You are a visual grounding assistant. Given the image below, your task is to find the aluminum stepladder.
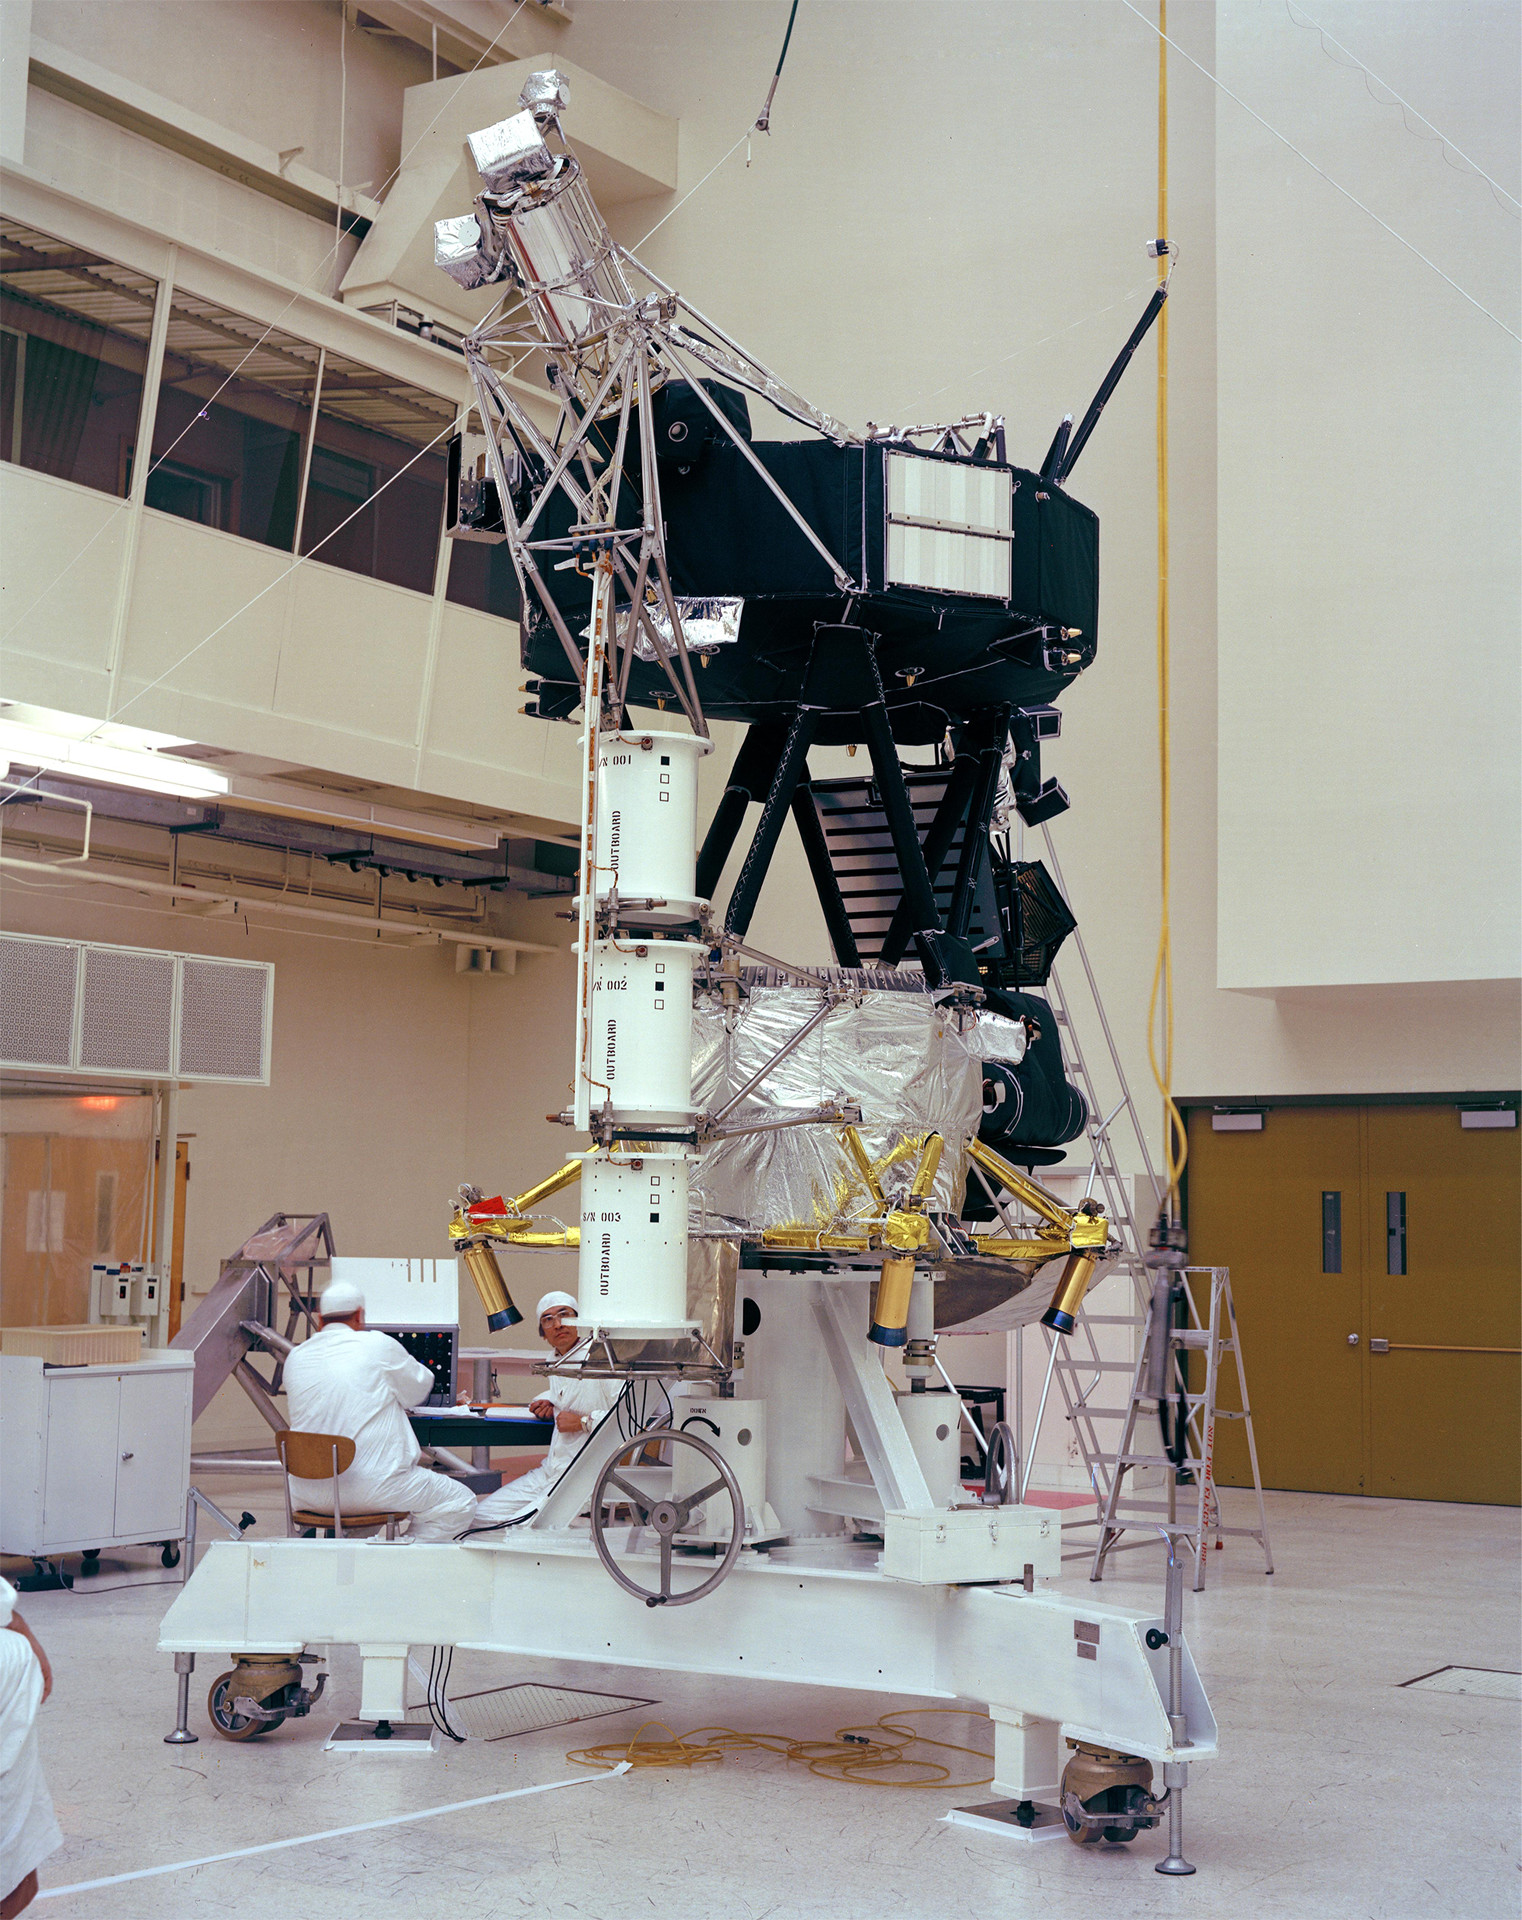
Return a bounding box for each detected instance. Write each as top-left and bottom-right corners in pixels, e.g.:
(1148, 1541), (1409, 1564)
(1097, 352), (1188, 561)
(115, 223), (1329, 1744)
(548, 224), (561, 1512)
(1008, 829), (1269, 1589)
(1090, 1265), (1274, 1590)
(1002, 826), (1160, 1552)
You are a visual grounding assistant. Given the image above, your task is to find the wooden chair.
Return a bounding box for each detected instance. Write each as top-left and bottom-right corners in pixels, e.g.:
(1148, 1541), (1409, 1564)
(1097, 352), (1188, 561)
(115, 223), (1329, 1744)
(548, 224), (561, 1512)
(275, 1430), (408, 1540)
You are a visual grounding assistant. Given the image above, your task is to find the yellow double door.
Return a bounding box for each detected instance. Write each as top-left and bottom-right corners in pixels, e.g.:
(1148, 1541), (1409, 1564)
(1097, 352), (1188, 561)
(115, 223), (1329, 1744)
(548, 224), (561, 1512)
(1186, 1104), (1520, 1506)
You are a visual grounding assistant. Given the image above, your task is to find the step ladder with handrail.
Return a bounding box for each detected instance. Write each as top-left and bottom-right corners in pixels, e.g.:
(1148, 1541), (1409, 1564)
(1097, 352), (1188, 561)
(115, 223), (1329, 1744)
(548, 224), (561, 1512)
(1009, 828), (1271, 1592)
(1090, 1265), (1274, 1590)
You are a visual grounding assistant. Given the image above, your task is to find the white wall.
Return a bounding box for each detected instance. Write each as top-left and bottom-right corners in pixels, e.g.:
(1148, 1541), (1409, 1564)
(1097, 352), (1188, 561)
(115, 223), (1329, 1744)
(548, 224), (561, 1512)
(1215, 0), (1520, 990)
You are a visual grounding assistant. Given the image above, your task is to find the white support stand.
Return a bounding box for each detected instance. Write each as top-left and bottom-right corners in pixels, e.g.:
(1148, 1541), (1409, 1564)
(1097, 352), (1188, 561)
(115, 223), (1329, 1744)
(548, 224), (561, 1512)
(811, 1282), (934, 1515)
(944, 1704), (1068, 1843)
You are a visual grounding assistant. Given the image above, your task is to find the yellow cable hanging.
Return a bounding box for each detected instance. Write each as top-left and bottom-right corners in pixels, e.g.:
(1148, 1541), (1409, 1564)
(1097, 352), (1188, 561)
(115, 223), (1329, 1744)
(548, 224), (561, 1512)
(1145, 0), (1188, 1218)
(567, 1709), (995, 1792)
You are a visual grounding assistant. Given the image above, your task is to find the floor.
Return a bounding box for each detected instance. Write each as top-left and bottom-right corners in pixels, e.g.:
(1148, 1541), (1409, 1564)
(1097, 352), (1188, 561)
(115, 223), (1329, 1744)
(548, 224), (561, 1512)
(9, 1486), (1518, 1920)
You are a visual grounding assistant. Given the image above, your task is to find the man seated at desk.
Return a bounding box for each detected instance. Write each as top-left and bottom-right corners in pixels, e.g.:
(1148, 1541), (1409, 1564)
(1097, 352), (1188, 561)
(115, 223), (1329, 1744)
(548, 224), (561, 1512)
(472, 1291), (620, 1529)
(283, 1279), (477, 1543)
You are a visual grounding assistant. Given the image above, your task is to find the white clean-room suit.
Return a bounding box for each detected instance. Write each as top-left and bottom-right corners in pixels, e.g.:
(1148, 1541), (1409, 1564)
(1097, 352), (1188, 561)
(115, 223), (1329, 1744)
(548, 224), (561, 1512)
(282, 1323), (477, 1542)
(471, 1349), (622, 1527)
(0, 1578), (61, 1905)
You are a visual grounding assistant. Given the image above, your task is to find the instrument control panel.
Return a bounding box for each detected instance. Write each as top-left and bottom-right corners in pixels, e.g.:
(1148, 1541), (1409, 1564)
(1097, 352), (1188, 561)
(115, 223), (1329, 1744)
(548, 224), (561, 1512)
(376, 1325), (458, 1407)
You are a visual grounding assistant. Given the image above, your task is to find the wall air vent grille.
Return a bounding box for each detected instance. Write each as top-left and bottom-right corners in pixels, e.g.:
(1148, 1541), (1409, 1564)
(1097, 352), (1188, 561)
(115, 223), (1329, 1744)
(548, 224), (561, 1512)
(79, 946), (175, 1074)
(0, 936), (78, 1065)
(179, 957), (270, 1080)
(0, 933), (272, 1084)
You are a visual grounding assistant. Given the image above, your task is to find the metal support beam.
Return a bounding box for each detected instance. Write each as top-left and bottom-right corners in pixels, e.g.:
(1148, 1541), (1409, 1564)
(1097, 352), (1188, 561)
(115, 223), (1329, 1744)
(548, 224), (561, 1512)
(723, 706), (819, 939)
(695, 723), (787, 903)
(860, 699), (942, 943)
(811, 1282), (934, 1514)
(945, 716), (1009, 942)
(791, 778), (862, 967)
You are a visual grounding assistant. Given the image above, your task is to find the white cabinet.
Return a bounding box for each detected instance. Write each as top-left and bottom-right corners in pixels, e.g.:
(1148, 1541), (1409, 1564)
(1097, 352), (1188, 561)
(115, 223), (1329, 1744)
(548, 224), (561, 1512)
(0, 1353), (194, 1556)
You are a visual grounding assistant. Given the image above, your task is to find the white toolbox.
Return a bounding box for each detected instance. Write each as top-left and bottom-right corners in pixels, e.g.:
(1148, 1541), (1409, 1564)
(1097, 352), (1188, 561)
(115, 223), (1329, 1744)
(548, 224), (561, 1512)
(881, 1503), (1060, 1586)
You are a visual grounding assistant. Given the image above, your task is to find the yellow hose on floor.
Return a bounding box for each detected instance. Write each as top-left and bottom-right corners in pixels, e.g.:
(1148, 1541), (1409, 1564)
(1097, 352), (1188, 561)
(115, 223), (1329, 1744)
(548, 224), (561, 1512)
(568, 1708), (994, 1791)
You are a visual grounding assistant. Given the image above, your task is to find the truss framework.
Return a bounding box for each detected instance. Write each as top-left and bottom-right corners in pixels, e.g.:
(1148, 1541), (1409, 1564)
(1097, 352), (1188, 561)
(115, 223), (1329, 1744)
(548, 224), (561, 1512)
(461, 237), (861, 741)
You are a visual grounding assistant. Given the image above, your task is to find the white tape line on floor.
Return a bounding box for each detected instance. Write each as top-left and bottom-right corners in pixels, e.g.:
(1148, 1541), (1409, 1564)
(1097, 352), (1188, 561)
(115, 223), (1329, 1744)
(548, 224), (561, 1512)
(37, 1763), (630, 1899)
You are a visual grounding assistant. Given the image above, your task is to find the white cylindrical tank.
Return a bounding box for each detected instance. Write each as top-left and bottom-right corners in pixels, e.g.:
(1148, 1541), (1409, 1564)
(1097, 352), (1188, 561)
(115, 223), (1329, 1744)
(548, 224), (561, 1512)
(586, 937), (700, 1125)
(896, 1390), (964, 1507)
(578, 1150), (695, 1333)
(670, 1397), (779, 1539)
(594, 729), (711, 924)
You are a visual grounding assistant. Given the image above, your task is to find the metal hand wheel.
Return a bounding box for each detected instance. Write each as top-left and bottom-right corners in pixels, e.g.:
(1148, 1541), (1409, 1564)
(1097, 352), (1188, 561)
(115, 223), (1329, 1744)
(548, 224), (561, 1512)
(984, 1419), (1019, 1504)
(590, 1426), (744, 1608)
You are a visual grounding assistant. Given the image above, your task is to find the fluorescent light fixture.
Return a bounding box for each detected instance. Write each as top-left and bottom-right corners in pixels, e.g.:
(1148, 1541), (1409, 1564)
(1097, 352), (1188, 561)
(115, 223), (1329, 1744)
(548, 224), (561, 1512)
(0, 704), (228, 800)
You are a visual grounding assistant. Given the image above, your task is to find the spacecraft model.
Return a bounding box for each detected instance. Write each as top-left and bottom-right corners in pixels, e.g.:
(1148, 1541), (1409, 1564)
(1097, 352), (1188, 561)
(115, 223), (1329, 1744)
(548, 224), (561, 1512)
(159, 72), (1210, 1864)
(437, 68), (1175, 1351)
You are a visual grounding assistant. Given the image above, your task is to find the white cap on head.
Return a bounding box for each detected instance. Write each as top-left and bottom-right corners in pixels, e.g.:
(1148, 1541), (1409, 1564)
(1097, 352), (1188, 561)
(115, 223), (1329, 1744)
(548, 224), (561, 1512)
(535, 1289), (579, 1328)
(319, 1279), (364, 1320)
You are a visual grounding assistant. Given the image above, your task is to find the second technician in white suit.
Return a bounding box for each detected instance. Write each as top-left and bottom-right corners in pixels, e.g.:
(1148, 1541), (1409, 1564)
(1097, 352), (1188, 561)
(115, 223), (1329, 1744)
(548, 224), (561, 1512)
(282, 1280), (477, 1543)
(471, 1291), (620, 1528)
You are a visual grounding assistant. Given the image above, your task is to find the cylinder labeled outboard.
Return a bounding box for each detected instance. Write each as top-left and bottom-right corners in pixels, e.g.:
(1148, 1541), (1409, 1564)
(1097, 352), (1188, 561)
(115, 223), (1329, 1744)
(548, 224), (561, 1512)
(587, 938), (700, 1125)
(578, 1151), (695, 1334)
(595, 730), (711, 924)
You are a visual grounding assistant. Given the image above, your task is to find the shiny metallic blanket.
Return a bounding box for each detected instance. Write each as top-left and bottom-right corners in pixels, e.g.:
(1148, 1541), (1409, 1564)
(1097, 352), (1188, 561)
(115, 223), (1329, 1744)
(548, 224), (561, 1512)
(690, 987), (1023, 1235)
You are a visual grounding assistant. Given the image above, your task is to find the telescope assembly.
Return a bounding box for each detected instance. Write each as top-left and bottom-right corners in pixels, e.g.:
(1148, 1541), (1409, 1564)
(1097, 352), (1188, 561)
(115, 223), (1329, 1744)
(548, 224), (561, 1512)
(160, 70), (1213, 1860)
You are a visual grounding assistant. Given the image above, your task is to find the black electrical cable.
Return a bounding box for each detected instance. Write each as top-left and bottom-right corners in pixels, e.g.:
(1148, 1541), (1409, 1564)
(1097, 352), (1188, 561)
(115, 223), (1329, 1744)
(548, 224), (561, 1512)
(462, 1387), (631, 1536)
(1157, 1277), (1191, 1470)
(63, 1576), (182, 1596)
(754, 0), (801, 133)
(423, 1643), (465, 1744)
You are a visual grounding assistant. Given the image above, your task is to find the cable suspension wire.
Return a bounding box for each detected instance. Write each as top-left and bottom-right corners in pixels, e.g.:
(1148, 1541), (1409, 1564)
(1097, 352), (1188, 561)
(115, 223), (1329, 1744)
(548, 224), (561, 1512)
(637, 0), (804, 244)
(1, 409), (460, 807)
(0, 0), (534, 650)
(1117, 0), (1520, 342)
(926, 274), (1160, 406)
(1282, 0), (1520, 216)
(633, 132), (750, 249)
(754, 0), (801, 134)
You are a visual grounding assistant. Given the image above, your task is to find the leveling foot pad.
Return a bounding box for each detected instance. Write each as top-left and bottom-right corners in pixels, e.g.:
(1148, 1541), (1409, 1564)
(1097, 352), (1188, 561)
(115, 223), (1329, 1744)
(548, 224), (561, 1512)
(943, 1799), (1067, 1843)
(324, 1721), (439, 1754)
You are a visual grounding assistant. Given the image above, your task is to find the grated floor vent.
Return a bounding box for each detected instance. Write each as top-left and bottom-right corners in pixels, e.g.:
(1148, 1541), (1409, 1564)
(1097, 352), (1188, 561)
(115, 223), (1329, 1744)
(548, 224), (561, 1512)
(407, 1681), (655, 1741)
(1401, 1666), (1520, 1700)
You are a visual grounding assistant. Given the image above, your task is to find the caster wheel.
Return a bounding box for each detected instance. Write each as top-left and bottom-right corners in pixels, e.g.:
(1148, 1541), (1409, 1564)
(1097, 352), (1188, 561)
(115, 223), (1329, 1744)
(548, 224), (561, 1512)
(160, 1542), (181, 1569)
(1063, 1804), (1102, 1845)
(78, 1550), (101, 1578)
(208, 1674), (282, 1741)
(1103, 1826), (1140, 1844)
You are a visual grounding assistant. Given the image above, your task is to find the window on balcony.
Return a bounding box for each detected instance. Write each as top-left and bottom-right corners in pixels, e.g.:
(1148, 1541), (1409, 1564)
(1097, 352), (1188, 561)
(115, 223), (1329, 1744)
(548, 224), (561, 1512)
(298, 351), (453, 593)
(446, 539), (523, 622)
(145, 292), (319, 549)
(0, 218), (156, 497)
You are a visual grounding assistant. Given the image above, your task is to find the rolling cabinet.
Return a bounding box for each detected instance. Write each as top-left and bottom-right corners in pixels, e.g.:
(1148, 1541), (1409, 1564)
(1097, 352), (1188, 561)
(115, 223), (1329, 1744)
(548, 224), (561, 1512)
(0, 1352), (194, 1566)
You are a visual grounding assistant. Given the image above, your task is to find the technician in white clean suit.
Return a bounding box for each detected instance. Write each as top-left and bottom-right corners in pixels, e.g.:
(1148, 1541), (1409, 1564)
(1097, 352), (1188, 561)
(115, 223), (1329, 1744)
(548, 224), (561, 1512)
(283, 1280), (477, 1543)
(1, 1577), (61, 1917)
(471, 1292), (621, 1528)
